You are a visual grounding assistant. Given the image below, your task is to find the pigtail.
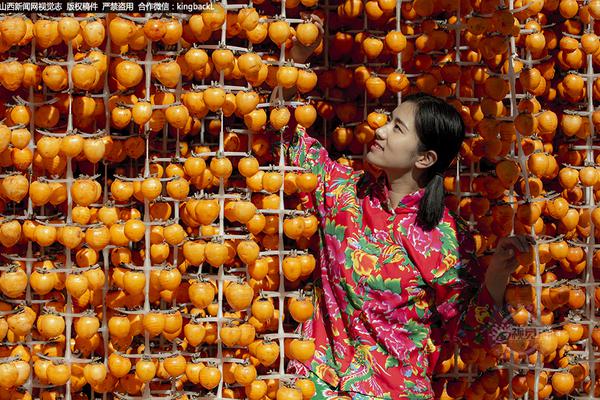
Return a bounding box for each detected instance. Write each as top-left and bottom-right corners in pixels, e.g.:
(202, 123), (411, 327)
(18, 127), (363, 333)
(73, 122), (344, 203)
(416, 173), (445, 231)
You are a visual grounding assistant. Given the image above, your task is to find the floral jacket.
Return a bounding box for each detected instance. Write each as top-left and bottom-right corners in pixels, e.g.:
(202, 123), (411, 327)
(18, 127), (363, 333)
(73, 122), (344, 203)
(279, 115), (507, 399)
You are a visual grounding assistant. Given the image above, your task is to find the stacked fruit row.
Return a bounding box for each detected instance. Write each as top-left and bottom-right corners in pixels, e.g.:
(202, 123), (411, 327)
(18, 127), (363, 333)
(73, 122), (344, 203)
(419, 0), (600, 399)
(0, 8), (332, 400)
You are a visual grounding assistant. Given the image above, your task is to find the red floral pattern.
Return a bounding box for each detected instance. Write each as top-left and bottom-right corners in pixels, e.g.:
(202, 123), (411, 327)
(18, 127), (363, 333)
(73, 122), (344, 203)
(279, 115), (507, 399)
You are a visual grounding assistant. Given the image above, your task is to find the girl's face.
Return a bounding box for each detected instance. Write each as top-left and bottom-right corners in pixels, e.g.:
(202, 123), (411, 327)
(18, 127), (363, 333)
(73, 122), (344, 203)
(366, 101), (432, 175)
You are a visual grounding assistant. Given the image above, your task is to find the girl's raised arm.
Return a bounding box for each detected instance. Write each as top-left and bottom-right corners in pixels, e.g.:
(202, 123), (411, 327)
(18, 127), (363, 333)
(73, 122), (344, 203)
(275, 111), (357, 218)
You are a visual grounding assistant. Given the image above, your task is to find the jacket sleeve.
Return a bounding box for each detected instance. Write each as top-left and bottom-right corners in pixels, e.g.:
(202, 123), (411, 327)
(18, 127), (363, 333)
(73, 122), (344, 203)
(277, 107), (357, 218)
(430, 214), (509, 348)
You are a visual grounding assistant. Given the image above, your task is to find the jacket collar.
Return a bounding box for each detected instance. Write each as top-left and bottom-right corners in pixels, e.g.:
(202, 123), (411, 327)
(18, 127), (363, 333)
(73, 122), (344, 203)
(371, 172), (425, 214)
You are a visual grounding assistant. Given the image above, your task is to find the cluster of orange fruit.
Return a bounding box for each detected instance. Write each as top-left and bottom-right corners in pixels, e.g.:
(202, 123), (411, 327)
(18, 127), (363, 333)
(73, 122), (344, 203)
(0, 8), (330, 400)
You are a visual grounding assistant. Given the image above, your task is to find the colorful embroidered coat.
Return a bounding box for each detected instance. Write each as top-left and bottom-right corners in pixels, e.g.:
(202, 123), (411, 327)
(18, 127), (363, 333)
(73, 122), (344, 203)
(280, 116), (506, 399)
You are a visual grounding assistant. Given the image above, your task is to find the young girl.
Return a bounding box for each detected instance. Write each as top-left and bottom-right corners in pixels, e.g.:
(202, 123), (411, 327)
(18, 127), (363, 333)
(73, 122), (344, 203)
(281, 15), (534, 399)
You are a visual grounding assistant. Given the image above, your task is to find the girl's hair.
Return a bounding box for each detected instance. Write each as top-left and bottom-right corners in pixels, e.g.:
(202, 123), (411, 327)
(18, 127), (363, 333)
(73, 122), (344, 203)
(403, 93), (466, 231)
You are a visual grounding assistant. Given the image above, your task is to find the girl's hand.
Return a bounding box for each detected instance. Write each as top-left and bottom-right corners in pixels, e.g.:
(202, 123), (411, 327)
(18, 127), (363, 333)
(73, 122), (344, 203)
(287, 14), (324, 64)
(484, 234), (535, 307)
(490, 234), (535, 275)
